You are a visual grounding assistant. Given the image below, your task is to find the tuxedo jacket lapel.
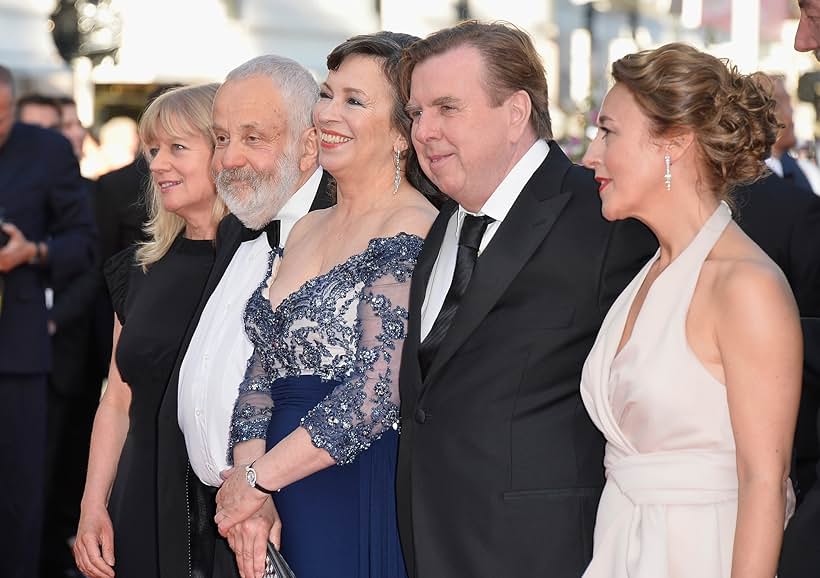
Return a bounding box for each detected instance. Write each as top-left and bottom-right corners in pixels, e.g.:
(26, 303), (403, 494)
(406, 201), (456, 392)
(422, 145), (574, 386)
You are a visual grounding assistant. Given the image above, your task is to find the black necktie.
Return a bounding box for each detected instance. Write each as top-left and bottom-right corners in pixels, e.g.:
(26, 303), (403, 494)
(240, 219), (281, 248)
(419, 214), (494, 377)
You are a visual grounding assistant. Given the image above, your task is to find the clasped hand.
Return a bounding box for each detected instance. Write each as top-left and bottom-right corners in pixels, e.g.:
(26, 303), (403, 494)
(216, 466), (282, 578)
(0, 222), (34, 273)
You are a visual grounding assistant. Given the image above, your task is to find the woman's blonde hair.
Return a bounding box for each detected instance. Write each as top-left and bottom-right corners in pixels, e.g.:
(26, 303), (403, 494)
(135, 83), (227, 270)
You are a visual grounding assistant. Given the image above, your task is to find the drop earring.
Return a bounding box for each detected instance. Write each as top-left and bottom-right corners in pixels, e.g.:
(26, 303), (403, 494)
(392, 149), (401, 195)
(664, 152), (672, 191)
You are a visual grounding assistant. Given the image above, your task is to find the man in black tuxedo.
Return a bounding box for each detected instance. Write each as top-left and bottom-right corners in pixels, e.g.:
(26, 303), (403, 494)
(395, 22), (655, 577)
(0, 65), (95, 578)
(155, 55), (333, 578)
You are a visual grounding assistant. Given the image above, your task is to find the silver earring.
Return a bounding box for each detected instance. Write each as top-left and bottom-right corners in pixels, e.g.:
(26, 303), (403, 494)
(664, 153), (672, 191)
(392, 150), (401, 195)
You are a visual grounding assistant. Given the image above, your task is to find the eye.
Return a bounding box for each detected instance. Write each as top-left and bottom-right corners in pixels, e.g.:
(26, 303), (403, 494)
(246, 135), (260, 144)
(346, 97), (363, 106)
(214, 134), (228, 147)
(319, 90), (332, 99)
(173, 143), (186, 151)
(147, 147), (159, 158)
(598, 126), (611, 140)
(406, 108), (421, 120)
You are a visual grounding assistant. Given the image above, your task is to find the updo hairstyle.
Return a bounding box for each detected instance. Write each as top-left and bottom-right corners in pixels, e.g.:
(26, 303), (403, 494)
(612, 43), (779, 200)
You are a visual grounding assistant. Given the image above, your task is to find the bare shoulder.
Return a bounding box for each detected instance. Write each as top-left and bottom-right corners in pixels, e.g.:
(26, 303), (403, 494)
(286, 207), (333, 248)
(379, 197), (439, 240)
(703, 231), (798, 335)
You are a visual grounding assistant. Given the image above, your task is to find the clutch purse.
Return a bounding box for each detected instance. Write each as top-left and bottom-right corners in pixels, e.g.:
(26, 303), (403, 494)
(264, 542), (295, 578)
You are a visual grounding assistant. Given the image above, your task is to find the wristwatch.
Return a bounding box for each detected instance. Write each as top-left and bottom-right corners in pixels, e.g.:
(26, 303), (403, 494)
(245, 461), (277, 494)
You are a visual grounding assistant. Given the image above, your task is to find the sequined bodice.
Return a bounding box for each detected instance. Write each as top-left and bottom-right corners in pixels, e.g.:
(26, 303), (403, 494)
(244, 234), (422, 382)
(229, 233), (423, 465)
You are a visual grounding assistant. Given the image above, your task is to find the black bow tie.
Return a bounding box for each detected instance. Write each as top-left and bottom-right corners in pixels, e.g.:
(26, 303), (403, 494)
(240, 219), (281, 247)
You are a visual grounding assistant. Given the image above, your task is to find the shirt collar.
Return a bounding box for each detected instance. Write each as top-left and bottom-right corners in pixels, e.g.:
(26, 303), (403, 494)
(456, 139), (550, 229)
(277, 166), (324, 245)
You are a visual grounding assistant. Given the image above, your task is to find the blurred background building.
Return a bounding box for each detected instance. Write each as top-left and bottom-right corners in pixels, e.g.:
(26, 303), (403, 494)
(1, 0), (818, 163)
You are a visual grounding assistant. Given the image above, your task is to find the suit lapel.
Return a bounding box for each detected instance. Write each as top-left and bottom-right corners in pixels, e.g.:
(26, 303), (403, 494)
(422, 145), (575, 386)
(309, 171), (335, 211)
(406, 201), (456, 393)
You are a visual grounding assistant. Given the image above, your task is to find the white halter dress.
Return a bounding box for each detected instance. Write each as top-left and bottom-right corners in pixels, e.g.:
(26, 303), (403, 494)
(580, 202), (793, 578)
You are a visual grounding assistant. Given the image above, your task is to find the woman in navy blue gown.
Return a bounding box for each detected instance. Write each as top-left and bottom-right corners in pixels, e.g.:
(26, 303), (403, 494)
(215, 32), (439, 578)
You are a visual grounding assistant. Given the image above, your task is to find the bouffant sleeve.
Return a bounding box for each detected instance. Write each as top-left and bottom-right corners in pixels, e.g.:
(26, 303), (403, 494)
(103, 246), (137, 325)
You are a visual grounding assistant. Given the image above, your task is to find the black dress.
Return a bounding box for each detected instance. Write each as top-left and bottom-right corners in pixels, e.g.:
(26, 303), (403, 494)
(104, 235), (215, 578)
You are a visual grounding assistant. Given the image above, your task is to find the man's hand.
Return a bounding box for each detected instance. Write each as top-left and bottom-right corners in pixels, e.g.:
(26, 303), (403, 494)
(215, 466), (269, 537)
(226, 497), (282, 578)
(0, 223), (36, 273)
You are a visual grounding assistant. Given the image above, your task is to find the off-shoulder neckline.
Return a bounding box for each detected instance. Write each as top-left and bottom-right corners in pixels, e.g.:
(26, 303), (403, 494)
(264, 232), (423, 314)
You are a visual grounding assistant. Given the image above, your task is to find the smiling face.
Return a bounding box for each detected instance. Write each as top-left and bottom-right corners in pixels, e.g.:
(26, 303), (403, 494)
(406, 45), (519, 210)
(313, 54), (403, 186)
(212, 76), (303, 229)
(146, 126), (216, 220)
(582, 82), (666, 221)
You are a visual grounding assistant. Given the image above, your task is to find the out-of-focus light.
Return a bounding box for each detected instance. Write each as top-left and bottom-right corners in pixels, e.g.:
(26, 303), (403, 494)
(570, 28), (591, 105)
(681, 0), (702, 29)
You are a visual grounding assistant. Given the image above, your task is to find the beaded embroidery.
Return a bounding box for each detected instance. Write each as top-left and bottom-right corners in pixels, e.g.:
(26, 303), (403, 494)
(228, 233), (422, 465)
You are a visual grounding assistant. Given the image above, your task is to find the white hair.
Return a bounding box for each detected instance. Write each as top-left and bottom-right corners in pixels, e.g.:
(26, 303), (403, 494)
(225, 54), (319, 140)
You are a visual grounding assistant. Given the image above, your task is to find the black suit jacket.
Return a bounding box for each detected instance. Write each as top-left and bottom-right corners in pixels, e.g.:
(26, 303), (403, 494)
(396, 144), (656, 578)
(156, 172), (333, 578)
(94, 157), (150, 263)
(0, 123), (95, 375)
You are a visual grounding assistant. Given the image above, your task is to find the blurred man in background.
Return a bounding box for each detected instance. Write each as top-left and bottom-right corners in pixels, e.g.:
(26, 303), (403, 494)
(0, 64), (95, 578)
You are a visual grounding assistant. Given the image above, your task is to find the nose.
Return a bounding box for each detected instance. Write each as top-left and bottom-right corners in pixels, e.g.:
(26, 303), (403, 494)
(581, 135), (601, 170)
(412, 111), (440, 144)
(216, 140), (246, 171)
(149, 148), (170, 174)
(313, 96), (338, 128)
(795, 17), (819, 52)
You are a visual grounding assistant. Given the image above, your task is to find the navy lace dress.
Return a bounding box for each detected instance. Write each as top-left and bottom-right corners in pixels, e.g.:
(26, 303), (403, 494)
(229, 233), (421, 578)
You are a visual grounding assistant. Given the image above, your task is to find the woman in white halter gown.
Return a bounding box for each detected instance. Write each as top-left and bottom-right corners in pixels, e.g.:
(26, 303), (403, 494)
(579, 44), (801, 578)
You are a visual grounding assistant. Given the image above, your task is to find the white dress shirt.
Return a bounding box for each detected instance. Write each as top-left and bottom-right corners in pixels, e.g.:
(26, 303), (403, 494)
(420, 140), (550, 341)
(179, 167), (323, 487)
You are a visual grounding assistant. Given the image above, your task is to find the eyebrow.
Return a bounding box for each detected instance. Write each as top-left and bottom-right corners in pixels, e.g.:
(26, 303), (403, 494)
(322, 82), (368, 97)
(597, 114), (614, 125)
(404, 96), (461, 113)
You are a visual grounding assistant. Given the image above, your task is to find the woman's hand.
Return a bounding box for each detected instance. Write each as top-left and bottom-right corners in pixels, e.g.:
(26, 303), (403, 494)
(215, 466), (269, 537)
(73, 503), (116, 578)
(226, 496), (282, 578)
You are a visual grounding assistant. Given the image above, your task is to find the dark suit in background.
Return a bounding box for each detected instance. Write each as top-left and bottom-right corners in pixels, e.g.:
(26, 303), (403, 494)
(397, 145), (655, 577)
(0, 122), (94, 578)
(156, 175), (333, 578)
(733, 175), (820, 498)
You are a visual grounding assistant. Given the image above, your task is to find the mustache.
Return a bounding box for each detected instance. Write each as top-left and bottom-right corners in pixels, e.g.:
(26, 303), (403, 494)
(214, 166), (265, 187)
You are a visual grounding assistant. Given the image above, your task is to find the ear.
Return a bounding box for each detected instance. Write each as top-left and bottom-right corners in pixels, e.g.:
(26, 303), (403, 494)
(393, 134), (409, 156)
(506, 89), (533, 141)
(664, 129), (695, 163)
(298, 126), (319, 171)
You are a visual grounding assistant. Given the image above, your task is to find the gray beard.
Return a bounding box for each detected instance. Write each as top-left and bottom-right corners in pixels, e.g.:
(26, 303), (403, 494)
(216, 148), (301, 231)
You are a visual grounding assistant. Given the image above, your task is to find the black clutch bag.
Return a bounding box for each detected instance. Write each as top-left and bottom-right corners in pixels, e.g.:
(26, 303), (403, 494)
(264, 542), (295, 578)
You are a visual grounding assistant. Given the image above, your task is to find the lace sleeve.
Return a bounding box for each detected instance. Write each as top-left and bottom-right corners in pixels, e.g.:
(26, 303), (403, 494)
(227, 345), (274, 464)
(300, 259), (414, 465)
